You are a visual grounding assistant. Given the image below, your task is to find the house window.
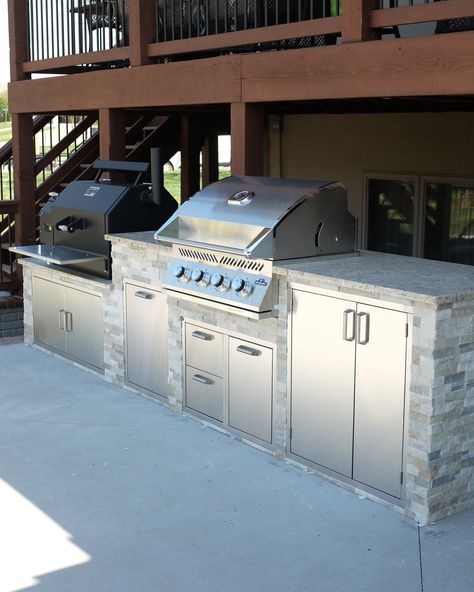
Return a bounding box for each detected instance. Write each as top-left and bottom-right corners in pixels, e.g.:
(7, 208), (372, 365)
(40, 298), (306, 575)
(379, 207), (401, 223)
(365, 174), (474, 265)
(366, 175), (417, 256)
(424, 180), (474, 266)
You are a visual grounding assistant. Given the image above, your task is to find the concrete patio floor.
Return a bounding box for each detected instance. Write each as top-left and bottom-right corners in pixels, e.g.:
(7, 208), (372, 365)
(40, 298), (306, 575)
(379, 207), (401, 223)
(0, 343), (473, 592)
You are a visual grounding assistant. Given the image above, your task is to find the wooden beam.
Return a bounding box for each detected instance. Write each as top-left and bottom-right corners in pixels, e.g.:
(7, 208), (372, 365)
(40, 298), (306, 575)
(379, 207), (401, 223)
(372, 0), (474, 28)
(22, 47), (130, 74)
(180, 114), (201, 202)
(202, 132), (219, 188)
(9, 55), (242, 113)
(342, 0), (379, 44)
(129, 0), (156, 67)
(8, 0), (30, 81)
(11, 114), (36, 245)
(241, 32), (474, 102)
(231, 103), (264, 177)
(148, 17), (341, 58)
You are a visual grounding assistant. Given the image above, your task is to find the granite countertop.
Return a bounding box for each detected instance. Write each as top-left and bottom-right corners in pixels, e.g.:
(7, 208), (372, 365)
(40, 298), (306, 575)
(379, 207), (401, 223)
(107, 232), (474, 304)
(275, 251), (474, 304)
(106, 231), (165, 246)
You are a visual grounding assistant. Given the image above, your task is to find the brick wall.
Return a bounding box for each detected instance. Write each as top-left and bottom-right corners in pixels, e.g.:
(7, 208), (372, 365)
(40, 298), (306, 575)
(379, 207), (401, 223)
(0, 296), (24, 338)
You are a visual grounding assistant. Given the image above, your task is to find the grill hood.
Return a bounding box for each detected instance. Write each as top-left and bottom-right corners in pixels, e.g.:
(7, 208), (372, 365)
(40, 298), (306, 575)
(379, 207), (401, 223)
(154, 176), (357, 260)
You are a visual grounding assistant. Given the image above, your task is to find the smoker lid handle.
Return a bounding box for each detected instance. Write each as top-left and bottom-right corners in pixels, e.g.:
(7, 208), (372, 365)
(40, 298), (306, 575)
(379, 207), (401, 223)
(92, 160), (150, 185)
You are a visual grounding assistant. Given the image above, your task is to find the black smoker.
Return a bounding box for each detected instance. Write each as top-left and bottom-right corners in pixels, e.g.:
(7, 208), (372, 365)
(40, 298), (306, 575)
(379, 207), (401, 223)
(12, 153), (177, 279)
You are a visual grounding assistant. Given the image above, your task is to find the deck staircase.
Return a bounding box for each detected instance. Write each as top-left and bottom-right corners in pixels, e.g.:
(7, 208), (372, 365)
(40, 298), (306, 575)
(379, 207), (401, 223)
(0, 111), (181, 291)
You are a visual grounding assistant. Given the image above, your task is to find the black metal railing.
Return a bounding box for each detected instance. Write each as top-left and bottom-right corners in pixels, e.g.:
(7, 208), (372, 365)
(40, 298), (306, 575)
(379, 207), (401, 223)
(0, 115), (98, 286)
(378, 1), (433, 7)
(34, 115), (98, 186)
(155, 1), (336, 42)
(0, 204), (18, 289)
(28, 0), (129, 61)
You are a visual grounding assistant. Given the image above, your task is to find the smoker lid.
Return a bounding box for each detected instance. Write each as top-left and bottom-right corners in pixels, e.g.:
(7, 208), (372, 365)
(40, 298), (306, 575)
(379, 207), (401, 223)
(154, 176), (336, 253)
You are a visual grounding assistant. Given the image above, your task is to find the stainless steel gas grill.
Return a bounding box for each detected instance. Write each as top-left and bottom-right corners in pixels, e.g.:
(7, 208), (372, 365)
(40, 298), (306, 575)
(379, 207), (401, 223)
(154, 176), (357, 317)
(11, 158), (178, 279)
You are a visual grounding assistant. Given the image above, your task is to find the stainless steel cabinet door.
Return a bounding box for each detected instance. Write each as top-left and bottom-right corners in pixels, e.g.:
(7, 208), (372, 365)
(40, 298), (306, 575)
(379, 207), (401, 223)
(32, 276), (67, 352)
(228, 337), (273, 443)
(352, 304), (407, 498)
(125, 284), (168, 397)
(290, 290), (355, 477)
(185, 367), (223, 422)
(66, 287), (103, 370)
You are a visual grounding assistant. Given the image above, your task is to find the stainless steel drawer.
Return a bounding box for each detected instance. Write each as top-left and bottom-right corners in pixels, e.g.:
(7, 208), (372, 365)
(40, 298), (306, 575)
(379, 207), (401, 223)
(185, 366), (223, 422)
(185, 324), (224, 377)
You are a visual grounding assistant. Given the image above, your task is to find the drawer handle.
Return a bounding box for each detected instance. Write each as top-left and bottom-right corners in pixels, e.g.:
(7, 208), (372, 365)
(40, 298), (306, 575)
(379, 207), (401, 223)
(236, 345), (261, 356)
(191, 330), (214, 341)
(135, 290), (154, 300)
(192, 374), (214, 385)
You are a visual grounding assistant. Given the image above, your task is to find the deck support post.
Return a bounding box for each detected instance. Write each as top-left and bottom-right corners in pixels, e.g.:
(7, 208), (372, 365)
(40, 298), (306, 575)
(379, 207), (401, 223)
(180, 113), (201, 202)
(11, 113), (36, 247)
(230, 103), (264, 177)
(8, 0), (30, 81)
(202, 131), (219, 188)
(342, 0), (379, 43)
(129, 0), (156, 66)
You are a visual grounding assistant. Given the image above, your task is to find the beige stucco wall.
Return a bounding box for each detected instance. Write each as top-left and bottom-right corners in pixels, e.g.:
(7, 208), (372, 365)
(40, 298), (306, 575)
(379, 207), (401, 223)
(268, 112), (474, 246)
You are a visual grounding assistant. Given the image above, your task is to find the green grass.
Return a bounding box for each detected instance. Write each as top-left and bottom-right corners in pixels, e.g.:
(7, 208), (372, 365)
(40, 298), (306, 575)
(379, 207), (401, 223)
(0, 122), (12, 145)
(164, 169), (231, 203)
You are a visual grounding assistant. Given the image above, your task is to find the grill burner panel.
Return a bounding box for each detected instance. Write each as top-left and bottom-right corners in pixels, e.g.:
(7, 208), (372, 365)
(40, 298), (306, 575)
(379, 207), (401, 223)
(163, 246), (275, 317)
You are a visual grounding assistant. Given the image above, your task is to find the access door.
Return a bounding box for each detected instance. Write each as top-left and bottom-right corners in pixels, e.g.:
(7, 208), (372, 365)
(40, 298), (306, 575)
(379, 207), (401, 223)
(290, 290), (355, 477)
(352, 304), (408, 498)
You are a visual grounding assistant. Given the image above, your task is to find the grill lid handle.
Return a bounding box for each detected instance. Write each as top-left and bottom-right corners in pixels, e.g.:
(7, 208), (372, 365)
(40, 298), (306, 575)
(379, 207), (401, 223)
(92, 159), (150, 186)
(228, 190), (254, 206)
(55, 216), (88, 233)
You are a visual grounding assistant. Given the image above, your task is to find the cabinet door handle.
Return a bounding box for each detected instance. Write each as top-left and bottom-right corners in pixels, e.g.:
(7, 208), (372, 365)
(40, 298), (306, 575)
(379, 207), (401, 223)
(357, 312), (370, 345)
(342, 309), (356, 342)
(65, 311), (73, 333)
(192, 374), (214, 385)
(236, 344), (261, 356)
(58, 309), (66, 330)
(191, 330), (214, 341)
(135, 291), (154, 300)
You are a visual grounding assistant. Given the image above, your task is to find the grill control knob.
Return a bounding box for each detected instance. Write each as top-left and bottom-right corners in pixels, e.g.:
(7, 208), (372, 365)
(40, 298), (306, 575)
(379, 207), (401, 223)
(191, 268), (204, 283)
(232, 278), (245, 292)
(211, 273), (224, 288)
(173, 265), (185, 279)
(232, 278), (253, 297)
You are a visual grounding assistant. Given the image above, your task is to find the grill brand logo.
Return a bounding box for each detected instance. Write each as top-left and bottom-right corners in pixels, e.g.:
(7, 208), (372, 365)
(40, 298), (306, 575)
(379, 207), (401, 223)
(255, 278), (268, 286)
(84, 186), (100, 198)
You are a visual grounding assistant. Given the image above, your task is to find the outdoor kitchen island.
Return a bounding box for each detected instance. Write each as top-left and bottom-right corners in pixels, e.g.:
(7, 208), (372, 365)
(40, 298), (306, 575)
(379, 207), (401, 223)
(20, 232), (474, 525)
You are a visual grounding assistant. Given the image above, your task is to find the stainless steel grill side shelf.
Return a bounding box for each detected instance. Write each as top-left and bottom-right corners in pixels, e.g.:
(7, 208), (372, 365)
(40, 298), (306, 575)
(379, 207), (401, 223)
(10, 244), (106, 265)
